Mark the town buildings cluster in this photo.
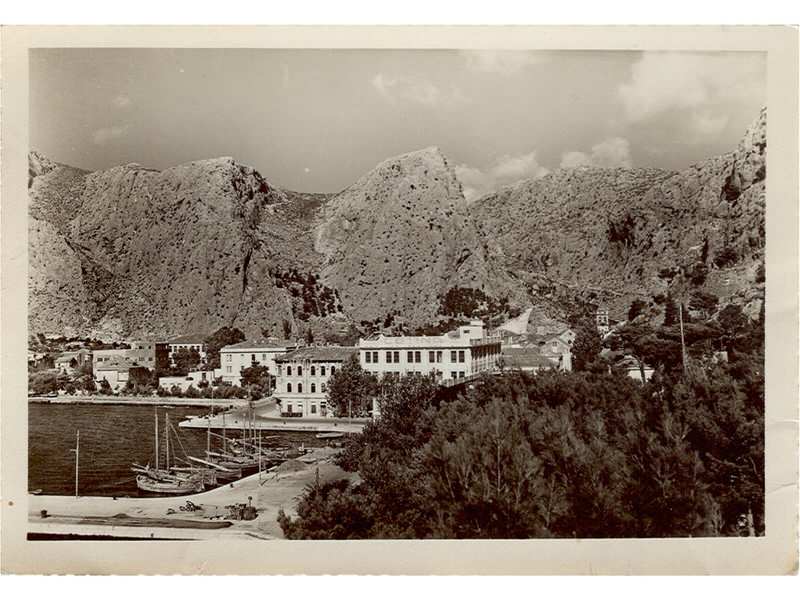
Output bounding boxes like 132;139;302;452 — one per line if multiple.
35;307;655;417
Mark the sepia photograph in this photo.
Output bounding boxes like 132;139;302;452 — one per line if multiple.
1;24;798;575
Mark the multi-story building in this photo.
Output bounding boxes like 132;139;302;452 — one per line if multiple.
92;341;169;375
357;320;502;384
166;334;208;367
217;339;296;387
500;347;559;373
54;348;92;375
273;346;357;417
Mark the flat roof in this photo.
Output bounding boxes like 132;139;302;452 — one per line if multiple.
166;334;207;345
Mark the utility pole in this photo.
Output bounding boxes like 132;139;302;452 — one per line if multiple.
71;430;80;498
679;303;688;374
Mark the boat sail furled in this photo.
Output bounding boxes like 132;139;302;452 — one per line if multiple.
132;411;205;495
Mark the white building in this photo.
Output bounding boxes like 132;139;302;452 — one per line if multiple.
159;369;216;393
166;334;208;367
274;346;357;417
216;339;296;387
357;320;502;384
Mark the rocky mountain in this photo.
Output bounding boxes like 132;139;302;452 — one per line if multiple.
28;109;765;340
472;107;766;323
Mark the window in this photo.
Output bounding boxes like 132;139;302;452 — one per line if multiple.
226;366;232;373
321;366;326;376
415;351;421;363
321;383;326;392
226;354;232;362
429;351;435;362
287;366;292;376
451;350;457;362
372;351;378;363
393;351;399;362
311;366;316;376
331;366;336;374
262;354;267;361
287;404;293;413
311;405;317;414
458;350;465;363
298;383;303;393
437;351;443;362
287;383;292;393
298;366;303;376
386;351;393;363
459;371;465;379
251;354;255;362
451;371;457;379
311;383;316;393
407;351;414;363
365;352;372;363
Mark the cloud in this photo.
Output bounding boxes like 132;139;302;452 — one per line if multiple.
689;112;730;137
113;94;132;109
371;73;468;107
456;151;550;202
460;50;545;75
618;52;765;122
560;137;633;169
92;124;130;146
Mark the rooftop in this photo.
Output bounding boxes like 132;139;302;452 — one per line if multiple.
221;339;297;352
166;333;208;345
501;348;557;369
275;346;357;363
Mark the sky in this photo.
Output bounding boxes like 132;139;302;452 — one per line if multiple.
30;49;766;199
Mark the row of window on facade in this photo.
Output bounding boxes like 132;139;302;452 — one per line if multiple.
364;369;466;379
284;401;326;415
280;365;336;377
285;382;327;394
363;350;467;364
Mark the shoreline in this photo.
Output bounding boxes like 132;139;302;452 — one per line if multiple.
29;395;250;408
28;447;355;540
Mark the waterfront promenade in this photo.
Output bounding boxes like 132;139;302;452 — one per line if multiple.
28;447;355;541
178;399;369;434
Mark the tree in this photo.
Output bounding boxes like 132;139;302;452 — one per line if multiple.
327;355;378;418
173;347;202;374
204;327;245;368
663;292;678;326
282;319;293;340
305;328;314;345
240;364;271;398
571;319;602;372
627;299;648;322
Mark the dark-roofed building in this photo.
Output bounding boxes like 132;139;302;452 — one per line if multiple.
274;346;358;417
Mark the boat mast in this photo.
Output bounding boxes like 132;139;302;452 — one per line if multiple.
154;408;159;471
222;409;227;453
73;430;80;498
165;413;170;470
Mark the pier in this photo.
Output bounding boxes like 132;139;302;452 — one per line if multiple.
178;398;369;434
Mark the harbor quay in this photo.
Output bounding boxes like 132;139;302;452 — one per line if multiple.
29;394;250;408
28;447;355;540
178;398;369;434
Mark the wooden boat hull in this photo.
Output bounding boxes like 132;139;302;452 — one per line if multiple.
135;474;204;495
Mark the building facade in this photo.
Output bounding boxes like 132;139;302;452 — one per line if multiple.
54;348;92;375
217;339;296;387
596;307;610;335
274;346;357;417
166;334;208;367
92;341;168;374
358;320;502;384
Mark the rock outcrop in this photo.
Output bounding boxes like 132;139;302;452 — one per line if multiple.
28;109;766;339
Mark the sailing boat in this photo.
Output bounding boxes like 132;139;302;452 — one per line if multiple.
133;411;205;495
